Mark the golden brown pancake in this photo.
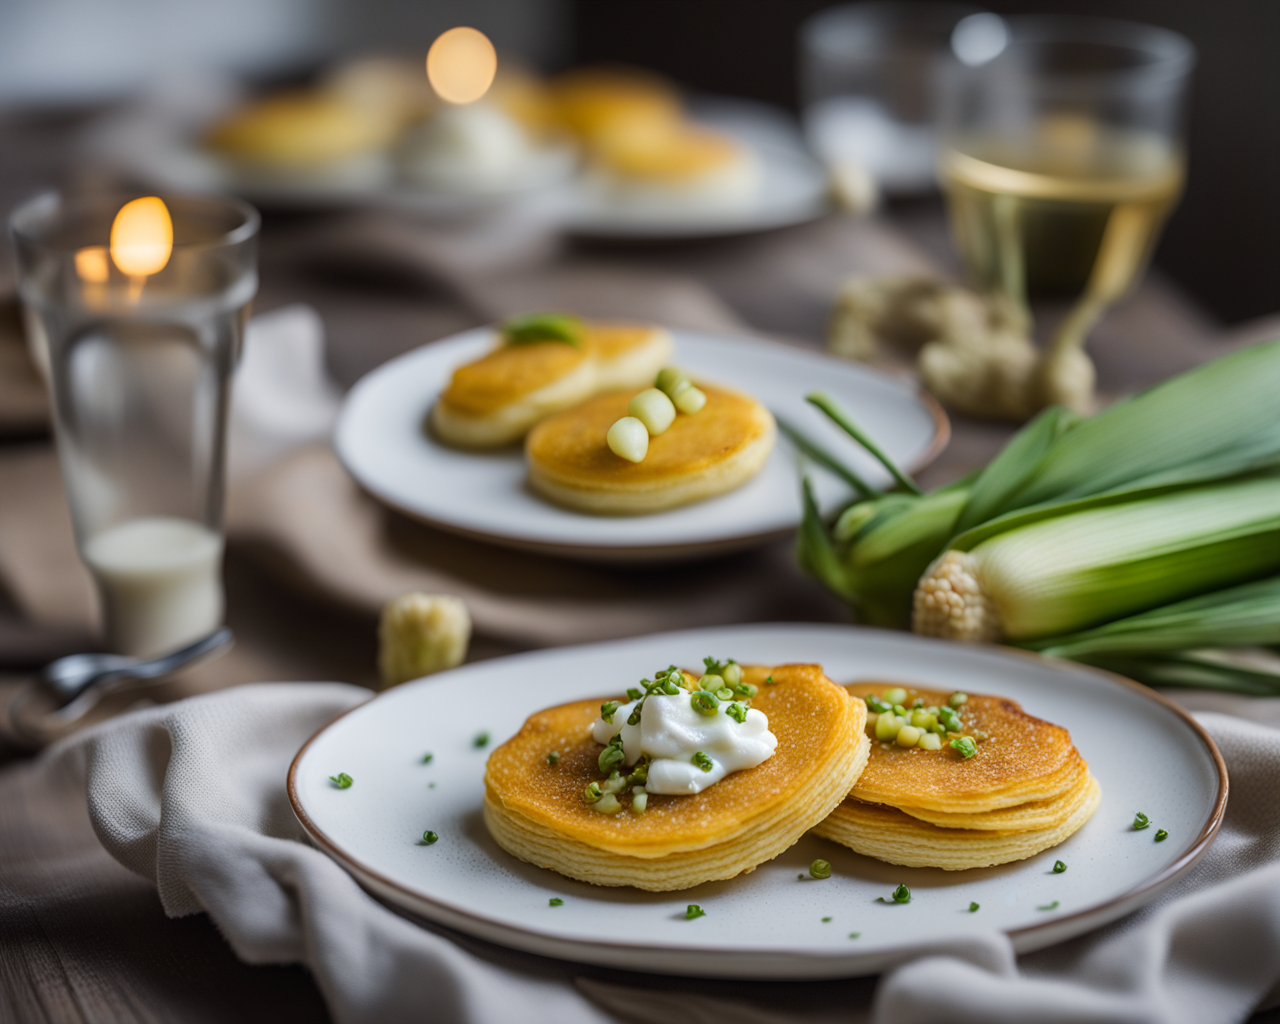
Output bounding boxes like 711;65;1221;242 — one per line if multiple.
205;93;395;169
842;683;1087;815
483;664;868;891
810;683;1099;870
431;322;673;448
815;778;1102;871
526;384;776;514
549;67;681;144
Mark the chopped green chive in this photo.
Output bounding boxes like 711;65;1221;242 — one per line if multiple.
692;751;714;773
891;884;911;904
583;781;603;803
690;691;719;716
731;682;758;699
864;695;892;714
421;753;433;764
501;312;583;347
1155;829;1169;842
950;736;978;759
765;676;776;685
1053;860;1067;874
969;902;980;912
686;904;706;920
600;701;620;724
726;702;748;724
1038;901;1060;911
848;932;861;939
948;692;968;707
822;916;832;923
549;897;564;906
1133;812;1151;830
632;792;648;813
598;736;626;774
883;687;908;706
473;732;490;748
429;782;436;789
626;687;643;701
546;751;560;765
329;773;353;789
809;859;832;880
421;830;438;844
798;873;806;880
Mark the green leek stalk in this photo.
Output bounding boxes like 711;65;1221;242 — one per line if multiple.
797;339;1280;632
913;473;1280;642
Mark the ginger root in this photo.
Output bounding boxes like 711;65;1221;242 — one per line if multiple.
827;275;1095;421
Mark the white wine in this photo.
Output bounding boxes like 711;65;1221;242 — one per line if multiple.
940;120;1184;343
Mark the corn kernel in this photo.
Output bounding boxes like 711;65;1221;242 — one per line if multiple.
607;416;649;462
627;388;676;435
674;386;706;414
896;725;922;747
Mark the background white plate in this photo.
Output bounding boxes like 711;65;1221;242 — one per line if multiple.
334;328;948;563
289;624;1226;980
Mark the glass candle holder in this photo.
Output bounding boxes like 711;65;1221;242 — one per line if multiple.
10;192;259;657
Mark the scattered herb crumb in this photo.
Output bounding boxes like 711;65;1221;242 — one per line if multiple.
809;859;832;880
1133;812;1150;831
822;916;832;923
848;932;861;939
891;884;911;904
421;753;433;764
1053;860;1067;874
329;773;353;789
1038;901;1059;911
798;873;807;881
429;782;436;789
549;898;564;907
686;904;706;920
1155;829;1169;842
546;751;560;765
969;902;980;912
474;732;490;748
421;830;438;845
765;676;776;685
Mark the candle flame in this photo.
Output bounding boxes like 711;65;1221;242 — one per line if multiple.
110;197;173;278
426;27;497;105
75;245;110;284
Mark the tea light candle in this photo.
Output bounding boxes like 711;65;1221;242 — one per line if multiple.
10;192;259;657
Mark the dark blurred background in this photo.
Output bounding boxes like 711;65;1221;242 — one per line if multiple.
1;0;1275;324
571;0;1280;326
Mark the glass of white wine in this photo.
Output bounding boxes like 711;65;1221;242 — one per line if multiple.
937;15;1194;369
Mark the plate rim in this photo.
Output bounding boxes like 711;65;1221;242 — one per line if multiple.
286;625;1227;977
334;329;952;563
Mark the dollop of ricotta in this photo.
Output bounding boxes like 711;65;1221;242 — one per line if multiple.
591;692;777;794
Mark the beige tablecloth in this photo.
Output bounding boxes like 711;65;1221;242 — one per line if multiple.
4;199;1280;1023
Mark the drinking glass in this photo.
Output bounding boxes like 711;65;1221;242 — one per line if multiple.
801;2;985;195
937;16;1194;356
10;192;259;657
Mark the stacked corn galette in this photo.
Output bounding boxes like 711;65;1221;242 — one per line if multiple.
815;683;1100;870
484;662;865;891
484;663;1099;890
431;313;776;514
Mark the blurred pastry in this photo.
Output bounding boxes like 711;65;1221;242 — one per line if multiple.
589;121;760;210
203;92;394;186
430;316;673;448
813;684;1100;870
484;662;868;891
550;66;681;144
526;379;776;514
397;100;532;191
323;56;439;129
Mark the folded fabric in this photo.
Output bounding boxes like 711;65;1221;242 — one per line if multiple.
67;682;1280;1024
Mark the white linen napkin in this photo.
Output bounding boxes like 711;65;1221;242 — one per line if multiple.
63;683;1280;1024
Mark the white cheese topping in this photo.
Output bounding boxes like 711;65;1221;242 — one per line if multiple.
591;692;777;795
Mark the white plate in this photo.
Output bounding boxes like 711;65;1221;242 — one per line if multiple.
288;624;1226;979
564;101;832;240
334;328;948;563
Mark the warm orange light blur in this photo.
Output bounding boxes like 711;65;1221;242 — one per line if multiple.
426;27;497;104
109;197;173;278
75;245;110;283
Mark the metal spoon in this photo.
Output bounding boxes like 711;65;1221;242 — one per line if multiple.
9;628;234;742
